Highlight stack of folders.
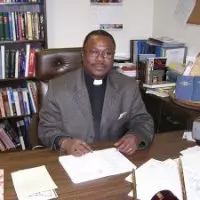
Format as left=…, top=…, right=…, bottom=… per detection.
left=11, top=166, right=58, bottom=200
left=0, top=169, right=3, bottom=200
left=126, top=146, right=200, bottom=200
left=59, top=147, right=136, bottom=184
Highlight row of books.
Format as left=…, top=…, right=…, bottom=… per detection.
left=0, top=44, right=38, bottom=79
left=0, top=81, right=37, bottom=118
left=0, top=0, right=40, bottom=3
left=130, top=38, right=187, bottom=81
left=0, top=11, right=45, bottom=41
left=0, top=117, right=31, bottom=152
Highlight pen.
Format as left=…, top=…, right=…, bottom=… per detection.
left=178, top=157, right=187, bottom=200
left=132, top=168, right=137, bottom=200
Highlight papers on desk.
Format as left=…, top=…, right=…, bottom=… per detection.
left=126, top=159, right=183, bottom=200
left=11, top=166, right=58, bottom=200
left=0, top=169, right=3, bottom=200
left=126, top=146, right=200, bottom=200
left=59, top=147, right=136, bottom=184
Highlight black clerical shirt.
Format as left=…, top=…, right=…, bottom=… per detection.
left=84, top=72, right=107, bottom=141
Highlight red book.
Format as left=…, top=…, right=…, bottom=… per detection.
left=28, top=48, right=35, bottom=77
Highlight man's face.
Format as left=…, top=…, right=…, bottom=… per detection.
left=82, top=35, right=115, bottom=79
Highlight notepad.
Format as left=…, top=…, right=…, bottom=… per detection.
left=59, top=147, right=136, bottom=184
left=11, top=165, right=57, bottom=200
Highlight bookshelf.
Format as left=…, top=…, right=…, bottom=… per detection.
left=0, top=0, right=47, bottom=152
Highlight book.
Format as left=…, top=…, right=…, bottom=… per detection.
left=144, top=57, right=167, bottom=84
left=3, top=120, right=20, bottom=148
left=175, top=76, right=194, bottom=101
left=16, top=121, right=26, bottom=150
left=143, top=81, right=175, bottom=89
left=191, top=76, right=200, bottom=101
left=148, top=37, right=185, bottom=48
left=59, top=147, right=136, bottom=184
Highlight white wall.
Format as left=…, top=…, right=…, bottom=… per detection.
left=153, top=0, right=200, bottom=56
left=46, top=0, right=154, bottom=58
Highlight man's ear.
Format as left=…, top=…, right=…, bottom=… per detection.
left=81, top=51, right=84, bottom=59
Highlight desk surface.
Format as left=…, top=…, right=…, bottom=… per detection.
left=1, top=131, right=195, bottom=200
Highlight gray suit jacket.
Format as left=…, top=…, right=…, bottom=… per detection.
left=38, top=68, right=154, bottom=149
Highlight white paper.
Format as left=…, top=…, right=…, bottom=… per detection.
left=174, top=0, right=196, bottom=25
left=180, top=145, right=200, bottom=155
left=126, top=158, right=182, bottom=200
left=182, top=131, right=196, bottom=142
left=26, top=189, right=58, bottom=200
left=126, top=150, right=200, bottom=200
left=59, top=147, right=136, bottom=183
left=181, top=153, right=200, bottom=199
left=11, top=166, right=57, bottom=200
left=165, top=48, right=186, bottom=65
left=0, top=169, right=3, bottom=200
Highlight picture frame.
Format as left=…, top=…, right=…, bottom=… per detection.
left=90, top=0, right=123, bottom=5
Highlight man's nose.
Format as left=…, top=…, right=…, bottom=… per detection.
left=96, top=52, right=105, bottom=59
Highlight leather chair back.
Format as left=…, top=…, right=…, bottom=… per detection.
left=36, top=47, right=82, bottom=110
left=30, top=47, right=82, bottom=148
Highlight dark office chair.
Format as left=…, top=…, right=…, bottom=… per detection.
left=29, top=47, right=83, bottom=148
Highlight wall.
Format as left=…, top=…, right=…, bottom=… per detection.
left=46, top=0, right=154, bottom=58
left=153, top=0, right=200, bottom=56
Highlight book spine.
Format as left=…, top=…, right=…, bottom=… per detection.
left=0, top=13, right=4, bottom=41
left=16, top=121, right=26, bottom=150
left=1, top=88, right=11, bottom=117
left=13, top=89, right=21, bottom=116
left=22, top=88, right=30, bottom=115
left=0, top=90, right=6, bottom=118
left=2, top=12, right=10, bottom=41
left=28, top=48, right=35, bottom=77
left=17, top=88, right=25, bottom=115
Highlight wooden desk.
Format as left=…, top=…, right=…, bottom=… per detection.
left=1, top=131, right=195, bottom=200
left=141, top=92, right=200, bottom=132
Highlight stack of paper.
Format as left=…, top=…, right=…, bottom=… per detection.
left=126, top=159, right=182, bottom=200
left=0, top=169, right=3, bottom=200
left=59, top=147, right=136, bottom=183
left=126, top=145, right=200, bottom=200
left=11, top=166, right=57, bottom=200
left=180, top=146, right=200, bottom=199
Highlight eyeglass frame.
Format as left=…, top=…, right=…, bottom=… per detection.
left=84, top=49, right=115, bottom=59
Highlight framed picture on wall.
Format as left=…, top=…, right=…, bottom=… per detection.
left=100, top=24, right=123, bottom=30
left=91, top=0, right=123, bottom=5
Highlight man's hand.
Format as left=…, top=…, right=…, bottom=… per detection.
left=114, top=134, right=139, bottom=155
left=60, top=138, right=93, bottom=156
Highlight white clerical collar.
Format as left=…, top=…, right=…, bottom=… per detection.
left=93, top=79, right=103, bottom=85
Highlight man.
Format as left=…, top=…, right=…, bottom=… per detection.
left=38, top=30, right=154, bottom=156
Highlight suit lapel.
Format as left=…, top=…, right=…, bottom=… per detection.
left=101, top=71, right=121, bottom=131
left=72, top=69, right=95, bottom=134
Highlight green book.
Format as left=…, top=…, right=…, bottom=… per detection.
left=0, top=13, right=4, bottom=41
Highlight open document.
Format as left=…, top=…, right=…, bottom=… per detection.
left=59, top=147, right=136, bottom=184
left=11, top=166, right=57, bottom=200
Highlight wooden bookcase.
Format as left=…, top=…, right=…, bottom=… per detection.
left=0, top=0, right=47, bottom=152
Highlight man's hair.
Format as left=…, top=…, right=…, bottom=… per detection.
left=83, top=30, right=116, bottom=48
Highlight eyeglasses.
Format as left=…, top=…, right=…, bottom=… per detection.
left=85, top=49, right=115, bottom=59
